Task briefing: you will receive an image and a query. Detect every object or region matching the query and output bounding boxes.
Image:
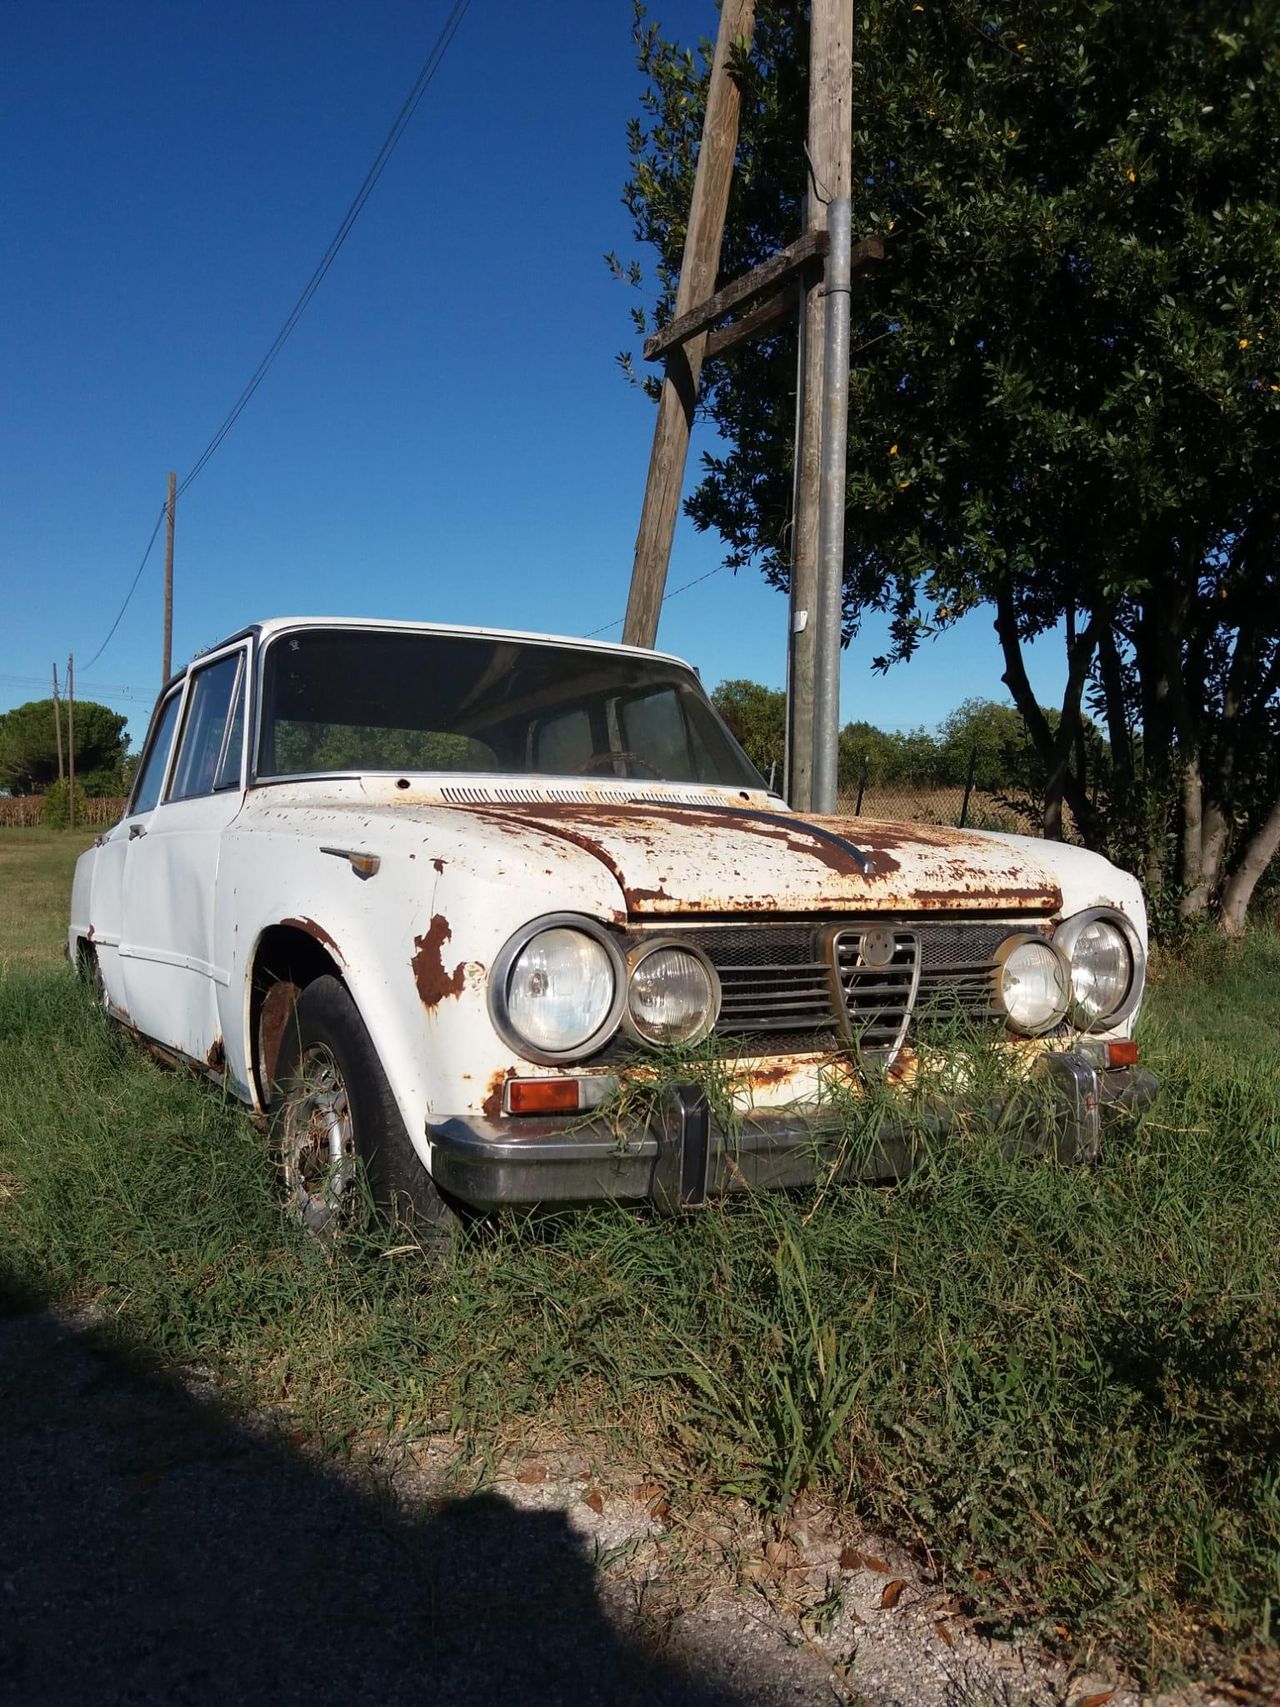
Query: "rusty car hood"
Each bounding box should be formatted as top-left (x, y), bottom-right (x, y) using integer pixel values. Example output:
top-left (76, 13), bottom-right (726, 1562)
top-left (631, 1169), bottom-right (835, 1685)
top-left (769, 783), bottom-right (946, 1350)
top-left (464, 799), bottom-right (1063, 916)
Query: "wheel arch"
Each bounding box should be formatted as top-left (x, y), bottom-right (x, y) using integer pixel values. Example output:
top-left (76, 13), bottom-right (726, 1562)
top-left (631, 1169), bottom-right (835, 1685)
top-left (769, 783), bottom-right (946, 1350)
top-left (248, 923), bottom-right (347, 1108)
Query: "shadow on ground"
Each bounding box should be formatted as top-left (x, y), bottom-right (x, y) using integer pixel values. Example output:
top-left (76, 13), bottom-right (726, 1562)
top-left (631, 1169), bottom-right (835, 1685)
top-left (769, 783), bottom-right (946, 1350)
top-left (0, 1276), bottom-right (749, 1707)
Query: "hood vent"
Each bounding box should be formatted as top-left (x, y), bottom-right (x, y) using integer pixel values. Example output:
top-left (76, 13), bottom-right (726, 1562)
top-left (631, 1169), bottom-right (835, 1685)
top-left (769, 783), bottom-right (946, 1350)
top-left (439, 783), bottom-right (738, 809)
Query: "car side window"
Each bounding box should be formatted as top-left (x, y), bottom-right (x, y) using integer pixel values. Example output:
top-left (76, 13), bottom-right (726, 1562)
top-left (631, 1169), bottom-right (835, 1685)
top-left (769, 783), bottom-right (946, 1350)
top-left (130, 690), bottom-right (183, 816)
top-left (168, 653), bottom-right (243, 803)
top-left (213, 663), bottom-right (247, 792)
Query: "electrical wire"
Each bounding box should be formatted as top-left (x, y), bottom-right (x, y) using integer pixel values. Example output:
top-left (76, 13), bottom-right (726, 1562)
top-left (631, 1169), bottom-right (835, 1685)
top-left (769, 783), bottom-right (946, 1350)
top-left (583, 563), bottom-right (728, 638)
top-left (81, 504), bottom-right (168, 672)
top-left (175, 0), bottom-right (472, 501)
top-left (79, 0), bottom-right (472, 671)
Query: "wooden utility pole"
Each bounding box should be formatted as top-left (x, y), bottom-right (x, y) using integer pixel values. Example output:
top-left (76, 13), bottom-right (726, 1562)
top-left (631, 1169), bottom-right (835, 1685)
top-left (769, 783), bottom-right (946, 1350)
top-left (788, 0), bottom-right (855, 813)
top-left (66, 653), bottom-right (76, 831)
top-left (51, 662), bottom-right (65, 781)
top-left (623, 0), bottom-right (756, 649)
top-left (163, 470), bottom-right (176, 683)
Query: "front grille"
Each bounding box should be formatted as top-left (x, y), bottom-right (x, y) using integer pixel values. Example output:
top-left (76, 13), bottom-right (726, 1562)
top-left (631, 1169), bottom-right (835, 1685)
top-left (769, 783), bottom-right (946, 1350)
top-left (600, 916), bottom-right (1052, 1062)
top-left (832, 927), bottom-right (919, 1058)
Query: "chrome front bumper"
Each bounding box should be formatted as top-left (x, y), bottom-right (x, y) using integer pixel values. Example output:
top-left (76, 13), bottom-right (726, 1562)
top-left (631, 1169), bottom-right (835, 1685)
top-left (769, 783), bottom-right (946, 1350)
top-left (427, 1054), bottom-right (1159, 1211)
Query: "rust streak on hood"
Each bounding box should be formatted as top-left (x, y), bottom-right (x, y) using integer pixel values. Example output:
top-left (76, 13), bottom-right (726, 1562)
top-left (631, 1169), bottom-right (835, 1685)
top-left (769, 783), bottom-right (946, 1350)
top-left (466, 802), bottom-right (1062, 917)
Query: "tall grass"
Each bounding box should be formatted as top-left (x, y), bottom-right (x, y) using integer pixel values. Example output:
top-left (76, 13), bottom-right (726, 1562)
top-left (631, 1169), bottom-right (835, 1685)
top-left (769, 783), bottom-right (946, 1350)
top-left (2, 931), bottom-right (1279, 1678)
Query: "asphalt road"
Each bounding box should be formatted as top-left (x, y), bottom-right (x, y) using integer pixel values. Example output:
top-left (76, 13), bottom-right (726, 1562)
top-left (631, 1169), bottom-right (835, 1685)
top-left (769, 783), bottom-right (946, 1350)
top-left (0, 1287), bottom-right (757, 1707)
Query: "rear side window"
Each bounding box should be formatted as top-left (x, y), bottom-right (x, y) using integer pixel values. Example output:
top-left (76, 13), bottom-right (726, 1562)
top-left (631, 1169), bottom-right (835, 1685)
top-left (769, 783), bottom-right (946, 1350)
top-left (213, 668), bottom-right (247, 792)
top-left (169, 653), bottom-right (243, 802)
top-left (130, 691), bottom-right (182, 816)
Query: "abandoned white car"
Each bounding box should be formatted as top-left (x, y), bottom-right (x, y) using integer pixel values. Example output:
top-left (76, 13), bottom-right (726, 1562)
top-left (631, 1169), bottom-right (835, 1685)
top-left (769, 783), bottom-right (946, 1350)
top-left (69, 617), bottom-right (1156, 1237)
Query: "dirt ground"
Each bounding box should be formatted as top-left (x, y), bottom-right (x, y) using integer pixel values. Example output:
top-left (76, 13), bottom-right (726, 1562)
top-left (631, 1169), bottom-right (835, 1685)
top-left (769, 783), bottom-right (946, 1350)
top-left (1, 1291), bottom-right (1245, 1707)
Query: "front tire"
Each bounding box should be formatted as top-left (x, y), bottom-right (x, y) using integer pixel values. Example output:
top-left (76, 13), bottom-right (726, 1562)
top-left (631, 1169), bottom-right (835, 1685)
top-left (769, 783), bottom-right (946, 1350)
top-left (269, 975), bottom-right (460, 1250)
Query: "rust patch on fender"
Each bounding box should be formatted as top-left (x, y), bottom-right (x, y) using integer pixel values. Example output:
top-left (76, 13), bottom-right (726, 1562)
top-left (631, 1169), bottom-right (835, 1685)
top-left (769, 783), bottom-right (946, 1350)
top-left (481, 1069), bottom-right (512, 1120)
top-left (259, 979), bottom-right (302, 1089)
top-left (412, 915), bottom-right (466, 1008)
top-left (206, 1036), bottom-right (226, 1072)
top-left (280, 916), bottom-right (343, 960)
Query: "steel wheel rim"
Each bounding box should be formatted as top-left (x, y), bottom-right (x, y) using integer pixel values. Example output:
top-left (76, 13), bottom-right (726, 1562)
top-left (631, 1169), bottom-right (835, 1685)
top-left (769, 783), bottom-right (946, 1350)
top-left (282, 1043), bottom-right (357, 1229)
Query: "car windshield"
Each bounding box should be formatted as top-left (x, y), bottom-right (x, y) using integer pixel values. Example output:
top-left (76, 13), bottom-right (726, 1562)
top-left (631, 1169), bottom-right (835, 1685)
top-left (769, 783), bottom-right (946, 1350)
top-left (257, 628), bottom-right (765, 789)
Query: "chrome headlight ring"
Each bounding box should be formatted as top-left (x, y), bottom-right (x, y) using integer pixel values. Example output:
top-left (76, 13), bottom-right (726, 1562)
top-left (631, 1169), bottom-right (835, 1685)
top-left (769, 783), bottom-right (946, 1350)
top-left (489, 913), bottom-right (627, 1065)
top-left (1053, 907), bottom-right (1146, 1032)
top-left (622, 938), bottom-right (722, 1048)
top-left (992, 932), bottom-right (1073, 1036)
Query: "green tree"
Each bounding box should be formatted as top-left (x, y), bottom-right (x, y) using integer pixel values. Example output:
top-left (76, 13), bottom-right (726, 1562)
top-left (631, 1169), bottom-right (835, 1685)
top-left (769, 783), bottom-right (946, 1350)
top-left (711, 678), bottom-right (786, 782)
top-left (0, 698), bottom-right (130, 796)
top-left (621, 1), bottom-right (1280, 931)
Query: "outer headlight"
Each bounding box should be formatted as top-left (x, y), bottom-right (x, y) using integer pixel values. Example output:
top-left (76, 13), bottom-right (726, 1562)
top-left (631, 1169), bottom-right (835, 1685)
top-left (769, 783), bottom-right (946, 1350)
top-left (625, 942), bottom-right (721, 1047)
top-left (491, 916), bottom-right (626, 1063)
top-left (1054, 909), bottom-right (1143, 1030)
top-left (994, 935), bottom-right (1071, 1035)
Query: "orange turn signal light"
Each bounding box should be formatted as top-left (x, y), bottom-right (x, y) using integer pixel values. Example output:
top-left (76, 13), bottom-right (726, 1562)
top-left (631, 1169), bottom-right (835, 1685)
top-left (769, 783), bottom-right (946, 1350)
top-left (1106, 1040), bottom-right (1139, 1068)
top-left (507, 1079), bottom-right (582, 1116)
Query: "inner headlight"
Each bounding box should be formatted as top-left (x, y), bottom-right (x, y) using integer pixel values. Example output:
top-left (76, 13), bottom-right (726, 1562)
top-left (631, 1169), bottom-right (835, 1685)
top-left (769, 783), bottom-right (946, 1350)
top-left (626, 942), bottom-right (721, 1046)
top-left (995, 936), bottom-right (1071, 1035)
top-left (1054, 911), bottom-right (1140, 1030)
top-left (494, 918), bottom-right (624, 1061)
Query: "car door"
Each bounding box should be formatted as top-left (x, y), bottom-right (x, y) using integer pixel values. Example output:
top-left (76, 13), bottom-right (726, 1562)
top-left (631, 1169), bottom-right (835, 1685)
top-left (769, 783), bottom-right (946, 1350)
top-left (118, 646), bottom-right (249, 1059)
top-left (88, 685), bottom-right (185, 1021)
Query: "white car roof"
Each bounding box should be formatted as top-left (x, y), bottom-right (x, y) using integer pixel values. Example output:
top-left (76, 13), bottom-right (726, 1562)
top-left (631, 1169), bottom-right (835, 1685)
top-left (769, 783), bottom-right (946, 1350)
top-left (207, 616), bottom-right (694, 672)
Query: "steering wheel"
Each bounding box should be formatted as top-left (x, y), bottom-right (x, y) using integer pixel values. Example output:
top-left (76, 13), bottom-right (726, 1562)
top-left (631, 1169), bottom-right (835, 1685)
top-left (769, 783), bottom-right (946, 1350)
top-left (574, 750), bottom-right (665, 779)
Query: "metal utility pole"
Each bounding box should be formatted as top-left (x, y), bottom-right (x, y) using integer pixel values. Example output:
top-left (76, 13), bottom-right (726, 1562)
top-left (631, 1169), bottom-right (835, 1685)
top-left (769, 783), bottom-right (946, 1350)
top-left (623, 0), bottom-right (756, 649)
top-left (66, 653), bottom-right (76, 831)
top-left (51, 662), bottom-right (65, 781)
top-left (788, 0), bottom-right (854, 814)
top-left (163, 470), bottom-right (176, 684)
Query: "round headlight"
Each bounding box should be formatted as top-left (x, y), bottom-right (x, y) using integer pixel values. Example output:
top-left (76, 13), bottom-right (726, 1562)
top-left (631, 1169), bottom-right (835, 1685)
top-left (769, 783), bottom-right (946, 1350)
top-left (996, 937), bottom-right (1071, 1035)
top-left (1054, 910), bottom-right (1141, 1030)
top-left (626, 943), bottom-right (721, 1047)
top-left (495, 920), bottom-right (623, 1061)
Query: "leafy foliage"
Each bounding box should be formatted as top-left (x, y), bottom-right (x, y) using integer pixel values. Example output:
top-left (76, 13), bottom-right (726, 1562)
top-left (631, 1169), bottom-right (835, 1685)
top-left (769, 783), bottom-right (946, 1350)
top-left (620, 1), bottom-right (1280, 926)
top-left (714, 678), bottom-right (1092, 805)
top-left (0, 698), bottom-right (130, 796)
top-left (39, 779), bottom-right (89, 830)
top-left (711, 678), bottom-right (786, 780)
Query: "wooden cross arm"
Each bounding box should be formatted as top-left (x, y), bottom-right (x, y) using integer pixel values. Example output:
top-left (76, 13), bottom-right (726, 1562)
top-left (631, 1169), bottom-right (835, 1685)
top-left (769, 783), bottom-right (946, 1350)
top-left (643, 231), bottom-right (884, 364)
top-left (643, 230), bottom-right (829, 363)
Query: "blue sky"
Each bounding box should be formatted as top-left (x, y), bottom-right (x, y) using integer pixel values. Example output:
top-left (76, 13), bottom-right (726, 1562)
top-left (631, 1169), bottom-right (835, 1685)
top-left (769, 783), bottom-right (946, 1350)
top-left (2, 0), bottom-right (1064, 750)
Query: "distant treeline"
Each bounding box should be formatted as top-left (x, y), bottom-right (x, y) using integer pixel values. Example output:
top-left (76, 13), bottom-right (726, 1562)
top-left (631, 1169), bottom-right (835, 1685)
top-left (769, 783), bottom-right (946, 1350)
top-left (710, 680), bottom-right (1105, 803)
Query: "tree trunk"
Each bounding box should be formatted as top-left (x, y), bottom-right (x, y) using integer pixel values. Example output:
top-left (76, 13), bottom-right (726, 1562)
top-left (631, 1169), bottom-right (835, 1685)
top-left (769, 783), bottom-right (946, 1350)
top-left (1218, 792), bottom-right (1280, 936)
top-left (993, 586), bottom-right (1101, 846)
top-left (1178, 749), bottom-right (1207, 918)
top-left (1096, 621), bottom-right (1133, 787)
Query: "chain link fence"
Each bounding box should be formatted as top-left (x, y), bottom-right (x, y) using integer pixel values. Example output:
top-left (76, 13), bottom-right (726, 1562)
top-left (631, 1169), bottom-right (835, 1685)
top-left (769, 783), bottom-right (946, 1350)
top-left (835, 748), bottom-right (1044, 835)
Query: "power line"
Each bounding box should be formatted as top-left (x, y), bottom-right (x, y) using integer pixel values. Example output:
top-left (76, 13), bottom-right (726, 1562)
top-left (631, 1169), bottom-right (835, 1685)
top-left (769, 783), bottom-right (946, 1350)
top-left (80, 0), bottom-right (472, 670)
top-left (583, 564), bottom-right (728, 639)
top-left (175, 0), bottom-right (472, 501)
top-left (82, 504), bottom-right (168, 672)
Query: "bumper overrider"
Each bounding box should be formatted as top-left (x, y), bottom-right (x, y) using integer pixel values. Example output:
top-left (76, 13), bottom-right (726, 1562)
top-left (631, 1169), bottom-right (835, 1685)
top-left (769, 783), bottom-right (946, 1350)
top-left (428, 1053), bottom-right (1159, 1212)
